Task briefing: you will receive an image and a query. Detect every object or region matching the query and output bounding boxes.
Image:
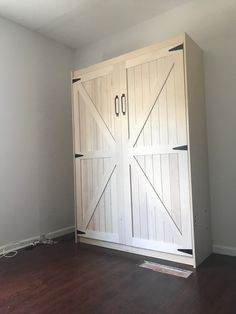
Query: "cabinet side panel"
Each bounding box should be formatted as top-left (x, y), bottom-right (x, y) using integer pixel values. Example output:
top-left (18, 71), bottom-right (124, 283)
top-left (185, 35), bottom-right (212, 266)
top-left (71, 73), bottom-right (78, 242)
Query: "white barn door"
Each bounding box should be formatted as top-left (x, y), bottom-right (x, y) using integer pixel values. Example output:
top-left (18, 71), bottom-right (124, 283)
top-left (126, 48), bottom-right (193, 255)
top-left (72, 67), bottom-right (121, 243)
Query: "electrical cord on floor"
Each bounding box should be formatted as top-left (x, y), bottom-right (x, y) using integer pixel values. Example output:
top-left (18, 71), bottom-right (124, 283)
top-left (0, 239), bottom-right (34, 259)
top-left (0, 249), bottom-right (18, 259)
top-left (0, 237), bottom-right (58, 259)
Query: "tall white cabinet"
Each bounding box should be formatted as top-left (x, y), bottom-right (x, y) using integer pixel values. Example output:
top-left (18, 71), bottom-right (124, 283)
top-left (72, 34), bottom-right (211, 267)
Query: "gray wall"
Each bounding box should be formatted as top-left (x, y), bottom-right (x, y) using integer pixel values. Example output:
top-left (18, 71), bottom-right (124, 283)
top-left (74, 0), bottom-right (236, 252)
top-left (0, 17), bottom-right (74, 247)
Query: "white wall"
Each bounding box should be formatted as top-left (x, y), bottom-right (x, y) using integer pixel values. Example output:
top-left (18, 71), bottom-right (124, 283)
top-left (0, 17), bottom-right (74, 247)
top-left (74, 0), bottom-right (236, 253)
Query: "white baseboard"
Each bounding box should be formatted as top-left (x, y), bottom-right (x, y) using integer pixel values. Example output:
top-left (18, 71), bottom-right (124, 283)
top-left (213, 244), bottom-right (236, 256)
top-left (0, 235), bottom-right (40, 255)
top-left (0, 225), bottom-right (75, 256)
top-left (3, 228), bottom-right (236, 260)
top-left (47, 226), bottom-right (75, 239)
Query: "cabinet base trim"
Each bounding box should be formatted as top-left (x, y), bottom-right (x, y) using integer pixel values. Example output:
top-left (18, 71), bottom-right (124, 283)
top-left (78, 237), bottom-right (194, 266)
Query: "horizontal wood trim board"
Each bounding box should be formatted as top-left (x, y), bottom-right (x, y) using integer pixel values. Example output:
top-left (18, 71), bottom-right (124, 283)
top-left (131, 145), bottom-right (188, 156)
top-left (80, 231), bottom-right (119, 243)
top-left (72, 34), bottom-right (185, 78)
top-left (80, 65), bottom-right (113, 82)
top-left (75, 151), bottom-right (113, 159)
top-left (125, 46), bottom-right (174, 68)
top-left (79, 237), bottom-right (194, 266)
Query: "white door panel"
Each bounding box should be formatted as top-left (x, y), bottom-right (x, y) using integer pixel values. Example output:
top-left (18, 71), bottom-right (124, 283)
top-left (73, 69), bottom-right (120, 240)
top-left (126, 50), bottom-right (192, 255)
top-left (73, 47), bottom-right (193, 256)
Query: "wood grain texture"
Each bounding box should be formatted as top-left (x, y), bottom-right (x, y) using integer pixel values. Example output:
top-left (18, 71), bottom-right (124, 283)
top-left (0, 240), bottom-right (235, 314)
top-left (73, 68), bottom-right (119, 238)
top-left (72, 34), bottom-right (185, 78)
top-left (73, 34), bottom-right (211, 267)
top-left (127, 49), bottom-right (192, 255)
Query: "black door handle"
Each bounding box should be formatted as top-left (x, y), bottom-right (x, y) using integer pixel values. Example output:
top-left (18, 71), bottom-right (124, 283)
top-left (121, 93), bottom-right (126, 115)
top-left (114, 95), bottom-right (120, 116)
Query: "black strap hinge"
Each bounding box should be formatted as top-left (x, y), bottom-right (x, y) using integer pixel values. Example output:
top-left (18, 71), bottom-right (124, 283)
top-left (75, 154), bottom-right (84, 158)
top-left (169, 44), bottom-right (184, 52)
top-left (77, 230), bottom-right (86, 235)
top-left (173, 145), bottom-right (188, 151)
top-left (178, 249), bottom-right (193, 255)
top-left (72, 78), bottom-right (81, 83)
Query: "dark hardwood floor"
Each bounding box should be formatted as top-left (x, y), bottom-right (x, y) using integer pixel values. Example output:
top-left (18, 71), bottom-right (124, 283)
top-left (0, 237), bottom-right (236, 314)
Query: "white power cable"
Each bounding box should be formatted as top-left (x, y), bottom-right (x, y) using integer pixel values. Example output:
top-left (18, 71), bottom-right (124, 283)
top-left (0, 240), bottom-right (30, 259)
top-left (0, 237), bottom-right (58, 259)
top-left (0, 249), bottom-right (18, 259)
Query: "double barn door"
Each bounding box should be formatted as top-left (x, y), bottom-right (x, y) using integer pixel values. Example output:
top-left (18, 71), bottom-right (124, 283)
top-left (73, 46), bottom-right (193, 256)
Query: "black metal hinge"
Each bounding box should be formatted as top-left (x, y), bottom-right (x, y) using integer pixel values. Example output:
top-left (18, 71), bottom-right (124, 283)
top-left (72, 78), bottom-right (81, 83)
top-left (169, 44), bottom-right (184, 52)
top-left (77, 230), bottom-right (86, 235)
top-left (173, 145), bottom-right (188, 151)
top-left (178, 249), bottom-right (193, 255)
top-left (75, 154), bottom-right (84, 158)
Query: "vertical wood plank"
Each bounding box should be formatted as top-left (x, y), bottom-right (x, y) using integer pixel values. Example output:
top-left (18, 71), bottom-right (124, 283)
top-left (134, 65), bottom-right (144, 147)
top-left (110, 168), bottom-right (118, 234)
top-left (158, 58), bottom-right (169, 145)
top-left (169, 154), bottom-right (181, 230)
top-left (141, 63), bottom-right (151, 147)
top-left (175, 53), bottom-right (187, 144)
top-left (166, 65), bottom-right (177, 145)
top-left (145, 156), bottom-right (155, 240)
top-left (104, 159), bottom-right (112, 233)
top-left (149, 60), bottom-right (159, 146)
top-left (129, 166), bottom-right (139, 238)
top-left (99, 159), bottom-right (106, 232)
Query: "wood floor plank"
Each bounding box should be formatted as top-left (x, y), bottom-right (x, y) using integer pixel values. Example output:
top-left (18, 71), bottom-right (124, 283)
top-left (0, 238), bottom-right (236, 314)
